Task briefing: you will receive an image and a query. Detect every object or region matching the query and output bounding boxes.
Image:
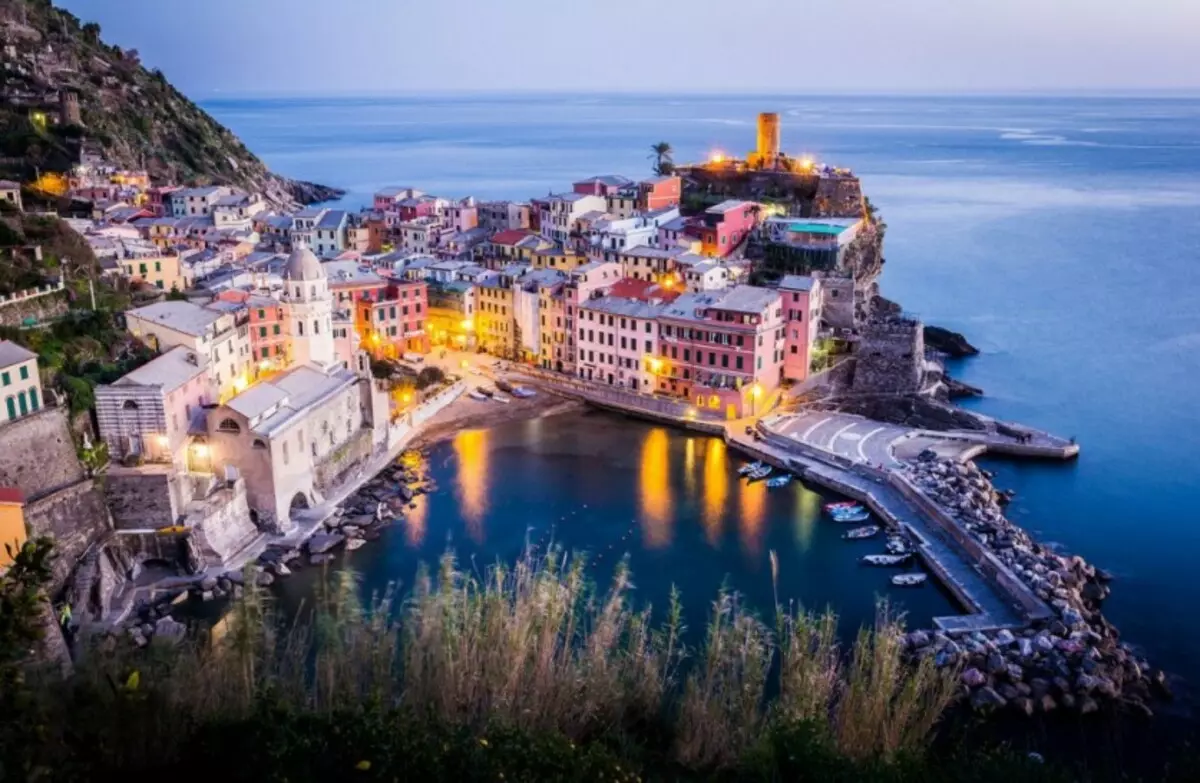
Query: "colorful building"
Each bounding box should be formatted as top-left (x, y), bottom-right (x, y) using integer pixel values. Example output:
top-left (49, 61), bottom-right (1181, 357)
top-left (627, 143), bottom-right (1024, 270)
top-left (476, 274), bottom-right (516, 358)
top-left (0, 341), bottom-right (43, 426)
top-left (118, 252), bottom-right (190, 292)
top-left (694, 200), bottom-right (759, 258)
top-left (427, 281), bottom-right (478, 351)
top-left (0, 487), bottom-right (26, 569)
top-left (575, 278), bottom-right (677, 391)
top-left (778, 275), bottom-right (822, 382)
top-left (655, 286), bottom-right (784, 418)
top-left (357, 280), bottom-right (429, 358)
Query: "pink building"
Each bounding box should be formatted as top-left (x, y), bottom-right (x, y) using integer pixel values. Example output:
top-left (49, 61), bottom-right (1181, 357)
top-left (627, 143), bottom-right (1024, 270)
top-left (778, 275), bottom-right (820, 383)
top-left (560, 260), bottom-right (623, 375)
top-left (638, 176), bottom-right (682, 211)
top-left (655, 286), bottom-right (784, 418)
top-left (214, 290), bottom-right (288, 373)
top-left (373, 186), bottom-right (421, 212)
top-left (575, 278), bottom-right (678, 391)
top-left (146, 186), bottom-right (181, 218)
top-left (441, 198), bottom-right (479, 233)
top-left (572, 174), bottom-right (633, 197)
top-left (694, 200), bottom-right (758, 258)
top-left (358, 279), bottom-right (430, 357)
top-left (398, 196), bottom-right (438, 223)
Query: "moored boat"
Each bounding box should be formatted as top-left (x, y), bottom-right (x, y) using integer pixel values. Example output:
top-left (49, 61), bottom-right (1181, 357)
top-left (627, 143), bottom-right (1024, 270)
top-left (512, 386), bottom-right (536, 398)
top-left (468, 390), bottom-right (489, 401)
top-left (746, 466), bottom-right (773, 481)
top-left (862, 553), bottom-right (911, 566)
top-left (493, 393), bottom-right (511, 404)
top-left (832, 510), bottom-right (871, 523)
top-left (825, 500), bottom-right (859, 511)
top-left (827, 504), bottom-right (865, 516)
top-left (738, 461), bottom-right (764, 476)
top-left (475, 385), bottom-right (495, 397)
top-left (892, 573), bottom-right (928, 587)
top-left (765, 475), bottom-right (792, 489)
top-left (843, 525), bottom-right (880, 540)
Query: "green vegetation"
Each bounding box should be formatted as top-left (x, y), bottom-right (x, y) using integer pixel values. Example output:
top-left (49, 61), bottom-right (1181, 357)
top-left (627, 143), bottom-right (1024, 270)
top-left (650, 141), bottom-right (675, 176)
top-left (416, 365), bottom-right (446, 390)
top-left (0, 310), bottom-right (152, 413)
top-left (3, 544), bottom-right (1197, 780)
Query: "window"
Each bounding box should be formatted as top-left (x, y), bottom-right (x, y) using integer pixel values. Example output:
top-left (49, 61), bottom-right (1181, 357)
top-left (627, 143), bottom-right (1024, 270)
top-left (736, 356), bottom-right (744, 370)
top-left (258, 309), bottom-right (266, 319)
top-left (19, 365), bottom-right (29, 381)
top-left (273, 324), bottom-right (281, 335)
top-left (154, 261), bottom-right (162, 272)
top-left (218, 418), bottom-right (241, 434)
top-left (138, 263), bottom-right (147, 275)
top-left (721, 354), bottom-right (729, 368)
top-left (4, 397), bottom-right (13, 419)
top-left (259, 326), bottom-right (267, 338)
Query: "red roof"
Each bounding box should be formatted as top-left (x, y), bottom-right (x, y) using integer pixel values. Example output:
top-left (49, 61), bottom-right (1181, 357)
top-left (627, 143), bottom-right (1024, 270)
top-left (0, 487), bottom-right (25, 505)
top-left (607, 277), bottom-right (681, 303)
top-left (490, 229), bottom-right (532, 246)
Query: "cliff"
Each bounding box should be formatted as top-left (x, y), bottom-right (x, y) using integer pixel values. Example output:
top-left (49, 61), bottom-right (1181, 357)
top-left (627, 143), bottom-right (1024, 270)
top-left (0, 0), bottom-right (342, 207)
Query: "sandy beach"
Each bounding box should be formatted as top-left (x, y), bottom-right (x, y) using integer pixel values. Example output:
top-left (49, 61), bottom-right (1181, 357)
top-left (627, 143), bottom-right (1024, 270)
top-left (408, 391), bottom-right (584, 449)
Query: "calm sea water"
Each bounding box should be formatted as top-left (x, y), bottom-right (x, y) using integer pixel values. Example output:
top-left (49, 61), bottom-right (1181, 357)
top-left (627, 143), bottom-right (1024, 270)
top-left (202, 94), bottom-right (1200, 681)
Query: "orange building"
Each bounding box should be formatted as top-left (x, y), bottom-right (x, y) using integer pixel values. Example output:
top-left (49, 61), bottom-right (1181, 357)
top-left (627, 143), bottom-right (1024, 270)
top-left (0, 487), bottom-right (26, 568)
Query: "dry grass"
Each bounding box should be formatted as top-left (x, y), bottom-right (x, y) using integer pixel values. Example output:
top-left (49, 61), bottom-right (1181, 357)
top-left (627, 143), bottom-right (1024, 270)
top-left (57, 546), bottom-right (958, 771)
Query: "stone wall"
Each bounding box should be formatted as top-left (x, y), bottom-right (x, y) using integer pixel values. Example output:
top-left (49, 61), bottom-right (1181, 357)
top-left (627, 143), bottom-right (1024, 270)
top-left (185, 479), bottom-right (259, 569)
top-left (851, 319), bottom-right (925, 394)
top-left (0, 406), bottom-right (84, 501)
top-left (0, 288), bottom-right (69, 327)
top-left (102, 468), bottom-right (183, 530)
top-left (313, 427), bottom-right (373, 495)
top-left (816, 275), bottom-right (855, 332)
top-left (24, 480), bottom-right (112, 589)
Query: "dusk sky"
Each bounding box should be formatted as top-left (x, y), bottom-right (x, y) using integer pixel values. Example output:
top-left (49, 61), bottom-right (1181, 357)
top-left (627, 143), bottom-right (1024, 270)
top-left (57, 0), bottom-right (1199, 96)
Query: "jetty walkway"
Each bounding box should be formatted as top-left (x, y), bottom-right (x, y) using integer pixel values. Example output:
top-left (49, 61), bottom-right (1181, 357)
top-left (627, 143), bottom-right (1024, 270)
top-left (505, 368), bottom-right (1073, 633)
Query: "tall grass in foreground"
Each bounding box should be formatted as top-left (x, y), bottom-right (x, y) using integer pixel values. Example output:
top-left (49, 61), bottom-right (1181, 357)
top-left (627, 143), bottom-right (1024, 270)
top-left (39, 547), bottom-right (958, 773)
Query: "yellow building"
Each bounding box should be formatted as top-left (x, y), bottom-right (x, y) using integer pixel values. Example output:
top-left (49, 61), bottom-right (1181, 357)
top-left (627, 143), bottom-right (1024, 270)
top-left (0, 487), bottom-right (27, 568)
top-left (531, 247), bottom-right (590, 272)
top-left (476, 280), bottom-right (515, 358)
top-left (119, 254), bottom-right (191, 292)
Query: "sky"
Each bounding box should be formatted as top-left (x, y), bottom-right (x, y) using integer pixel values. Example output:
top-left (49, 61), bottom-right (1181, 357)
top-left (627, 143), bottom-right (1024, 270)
top-left (56, 0), bottom-right (1200, 96)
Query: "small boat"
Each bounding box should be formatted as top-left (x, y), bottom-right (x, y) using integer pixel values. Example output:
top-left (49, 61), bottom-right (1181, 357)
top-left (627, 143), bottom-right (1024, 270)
top-left (832, 510), bottom-right (871, 523)
top-left (492, 393), bottom-right (511, 404)
top-left (892, 573), bottom-right (928, 587)
top-left (886, 538), bottom-right (910, 555)
top-left (468, 390), bottom-right (489, 401)
top-left (496, 380), bottom-right (515, 393)
top-left (475, 386), bottom-right (494, 397)
top-left (827, 504), bottom-right (865, 516)
top-left (746, 466), bottom-right (773, 481)
top-left (843, 525), bottom-right (881, 540)
top-left (738, 461), bottom-right (764, 476)
top-left (512, 386), bottom-right (537, 398)
top-left (825, 501), bottom-right (859, 511)
top-left (862, 553), bottom-right (912, 566)
top-left (765, 475), bottom-right (792, 489)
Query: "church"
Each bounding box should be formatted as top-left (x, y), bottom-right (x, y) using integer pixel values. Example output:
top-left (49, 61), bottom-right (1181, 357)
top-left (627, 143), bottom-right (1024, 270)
top-left (201, 242), bottom-right (388, 532)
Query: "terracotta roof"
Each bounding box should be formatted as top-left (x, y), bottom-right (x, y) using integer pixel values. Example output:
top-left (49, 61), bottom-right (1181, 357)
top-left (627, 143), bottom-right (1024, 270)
top-left (0, 487), bottom-right (25, 505)
top-left (490, 229), bottom-right (532, 245)
top-left (606, 278), bottom-right (681, 304)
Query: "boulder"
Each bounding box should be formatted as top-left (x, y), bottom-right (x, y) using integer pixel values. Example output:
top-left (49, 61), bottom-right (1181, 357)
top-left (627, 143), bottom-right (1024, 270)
top-left (200, 576), bottom-right (218, 591)
top-left (307, 532), bottom-right (345, 554)
top-left (970, 686), bottom-right (1007, 711)
top-left (255, 571), bottom-right (275, 587)
top-left (986, 652), bottom-right (1006, 675)
top-left (1014, 697), bottom-right (1035, 717)
top-left (1079, 697), bottom-right (1099, 715)
top-left (907, 630), bottom-right (931, 649)
top-left (994, 629), bottom-right (1016, 647)
top-left (962, 668), bottom-right (987, 688)
top-left (153, 617), bottom-right (187, 645)
top-left (1038, 694), bottom-right (1057, 712)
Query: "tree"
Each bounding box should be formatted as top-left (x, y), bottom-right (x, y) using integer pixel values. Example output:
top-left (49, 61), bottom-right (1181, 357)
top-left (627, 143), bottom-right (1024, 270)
top-left (649, 142), bottom-right (674, 176)
top-left (0, 538), bottom-right (55, 672)
top-left (166, 286), bottom-right (188, 301)
top-left (416, 365), bottom-right (445, 390)
top-left (81, 21), bottom-right (101, 44)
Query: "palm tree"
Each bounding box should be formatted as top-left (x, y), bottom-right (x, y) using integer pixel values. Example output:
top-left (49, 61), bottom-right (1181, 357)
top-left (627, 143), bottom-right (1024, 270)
top-left (649, 142), bottom-right (674, 176)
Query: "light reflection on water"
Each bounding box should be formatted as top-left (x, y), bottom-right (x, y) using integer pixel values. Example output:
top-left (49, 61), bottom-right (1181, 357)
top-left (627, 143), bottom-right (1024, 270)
top-left (639, 428), bottom-right (672, 549)
top-left (452, 428), bottom-right (490, 543)
top-left (702, 439), bottom-right (727, 546)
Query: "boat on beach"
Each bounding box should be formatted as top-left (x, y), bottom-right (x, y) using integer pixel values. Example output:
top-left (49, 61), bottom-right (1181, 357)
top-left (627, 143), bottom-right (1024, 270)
top-left (474, 385), bottom-right (495, 397)
top-left (862, 553), bottom-right (912, 566)
top-left (492, 393), bottom-right (511, 404)
top-left (511, 386), bottom-right (536, 398)
top-left (843, 525), bottom-right (880, 540)
top-left (468, 390), bottom-right (489, 401)
top-left (765, 474), bottom-right (792, 488)
top-left (738, 461), bottom-right (764, 476)
top-left (892, 573), bottom-right (928, 587)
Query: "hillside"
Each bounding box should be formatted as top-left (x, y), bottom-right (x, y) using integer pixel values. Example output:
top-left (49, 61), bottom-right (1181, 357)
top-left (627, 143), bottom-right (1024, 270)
top-left (0, 0), bottom-right (341, 206)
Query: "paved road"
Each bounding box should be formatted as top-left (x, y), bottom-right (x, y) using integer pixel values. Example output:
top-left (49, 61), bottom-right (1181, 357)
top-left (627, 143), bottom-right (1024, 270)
top-left (771, 411), bottom-right (908, 467)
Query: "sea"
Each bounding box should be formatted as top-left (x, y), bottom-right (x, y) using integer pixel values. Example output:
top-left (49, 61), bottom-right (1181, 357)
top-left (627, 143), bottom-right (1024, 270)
top-left (200, 94), bottom-right (1200, 688)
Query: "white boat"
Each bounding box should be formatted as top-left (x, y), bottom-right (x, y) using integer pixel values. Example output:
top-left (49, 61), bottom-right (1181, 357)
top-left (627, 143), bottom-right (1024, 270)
top-left (512, 387), bottom-right (536, 398)
top-left (843, 525), bottom-right (881, 540)
top-left (738, 461), bottom-right (764, 476)
top-left (825, 501), bottom-right (859, 511)
top-left (746, 466), bottom-right (773, 481)
top-left (862, 553), bottom-right (911, 566)
top-left (886, 538), bottom-right (910, 555)
top-left (468, 391), bottom-right (489, 401)
top-left (832, 510), bottom-right (871, 523)
top-left (492, 393), bottom-right (511, 404)
top-left (828, 504), bottom-right (865, 516)
top-left (765, 475), bottom-right (792, 489)
top-left (892, 573), bottom-right (928, 587)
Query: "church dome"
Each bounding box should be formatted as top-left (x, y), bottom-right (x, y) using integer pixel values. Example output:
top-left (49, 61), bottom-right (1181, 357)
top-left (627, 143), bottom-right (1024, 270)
top-left (283, 241), bottom-right (325, 282)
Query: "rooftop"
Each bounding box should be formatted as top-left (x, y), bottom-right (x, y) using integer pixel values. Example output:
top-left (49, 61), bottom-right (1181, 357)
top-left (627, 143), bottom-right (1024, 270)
top-left (712, 285), bottom-right (780, 314)
top-left (111, 345), bottom-right (206, 393)
top-left (127, 300), bottom-right (224, 337)
top-left (778, 274), bottom-right (814, 292)
top-left (706, 199), bottom-right (755, 215)
top-left (324, 260), bottom-right (384, 287)
top-left (316, 209), bottom-right (348, 229)
top-left (0, 340), bottom-right (37, 369)
top-left (227, 364), bottom-right (360, 437)
top-left (584, 295), bottom-right (669, 320)
top-left (574, 174), bottom-right (632, 188)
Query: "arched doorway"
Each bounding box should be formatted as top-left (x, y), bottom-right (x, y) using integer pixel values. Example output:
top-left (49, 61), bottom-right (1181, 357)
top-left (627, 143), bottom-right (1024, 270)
top-left (289, 492), bottom-right (310, 513)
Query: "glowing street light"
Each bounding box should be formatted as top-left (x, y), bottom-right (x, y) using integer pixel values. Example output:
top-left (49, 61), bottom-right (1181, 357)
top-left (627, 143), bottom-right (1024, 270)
top-left (461, 319), bottom-right (474, 331)
top-left (709, 150), bottom-right (726, 164)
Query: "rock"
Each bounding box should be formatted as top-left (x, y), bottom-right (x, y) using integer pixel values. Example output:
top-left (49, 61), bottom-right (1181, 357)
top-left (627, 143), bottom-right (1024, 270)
top-left (1034, 634), bottom-right (1055, 654)
top-left (986, 652), bottom-right (1006, 674)
top-left (1038, 694), bottom-right (1057, 713)
top-left (225, 570), bottom-right (245, 586)
top-left (1006, 664), bottom-right (1025, 682)
top-left (1018, 638), bottom-right (1034, 658)
top-left (1014, 697), bottom-right (1035, 717)
top-left (255, 571), bottom-right (275, 587)
top-left (994, 629), bottom-right (1016, 647)
top-left (201, 590), bottom-right (214, 602)
top-left (907, 630), bottom-right (931, 649)
top-left (200, 576), bottom-right (218, 591)
top-left (1060, 693), bottom-right (1076, 710)
top-left (1076, 674), bottom-right (1100, 693)
top-left (307, 532), bottom-right (345, 554)
top-left (153, 617), bottom-right (186, 645)
top-left (962, 668), bottom-right (987, 688)
top-left (1125, 698), bottom-right (1153, 719)
top-left (1079, 697), bottom-right (1099, 715)
top-left (971, 686), bottom-right (1007, 711)
top-left (1150, 670), bottom-right (1173, 700)
top-left (1049, 620), bottom-right (1068, 637)
top-left (999, 684), bottom-right (1020, 701)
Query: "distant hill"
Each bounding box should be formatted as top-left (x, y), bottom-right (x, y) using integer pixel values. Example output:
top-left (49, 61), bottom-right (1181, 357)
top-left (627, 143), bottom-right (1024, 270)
top-left (0, 0), bottom-right (341, 207)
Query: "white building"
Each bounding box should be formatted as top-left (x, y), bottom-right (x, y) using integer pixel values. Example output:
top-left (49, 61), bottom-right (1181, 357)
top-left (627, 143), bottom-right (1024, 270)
top-left (311, 209), bottom-right (349, 257)
top-left (212, 192), bottom-right (267, 229)
top-left (280, 242), bottom-right (335, 369)
top-left (170, 186), bottom-right (230, 218)
top-left (0, 341), bottom-right (43, 425)
top-left (125, 299), bottom-right (253, 402)
top-left (539, 193), bottom-right (606, 245)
